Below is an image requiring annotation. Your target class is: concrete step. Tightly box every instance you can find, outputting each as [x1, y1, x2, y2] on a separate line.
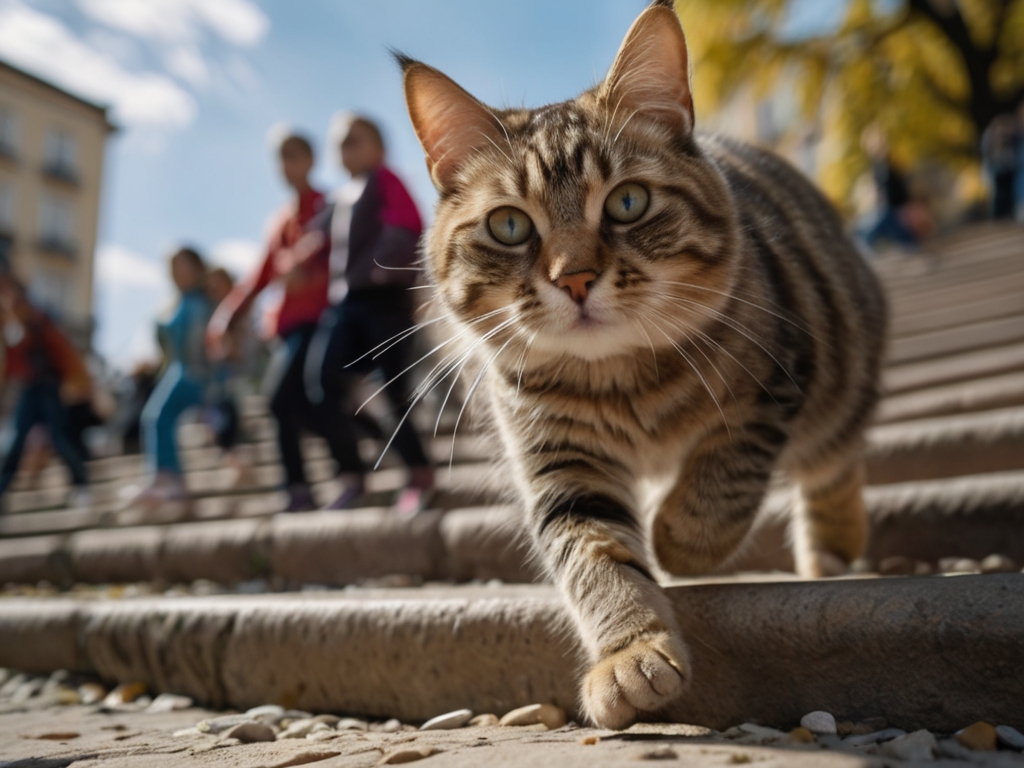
[876, 370, 1024, 423]
[4, 470, 1023, 588]
[883, 339, 1024, 395]
[890, 291, 1024, 338]
[887, 314, 1024, 366]
[0, 575, 1021, 731]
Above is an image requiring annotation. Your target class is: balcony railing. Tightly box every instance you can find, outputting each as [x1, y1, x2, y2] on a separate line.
[37, 235, 77, 259]
[41, 162, 79, 185]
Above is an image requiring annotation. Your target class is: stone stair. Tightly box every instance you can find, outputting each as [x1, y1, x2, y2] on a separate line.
[1, 222, 1023, 732]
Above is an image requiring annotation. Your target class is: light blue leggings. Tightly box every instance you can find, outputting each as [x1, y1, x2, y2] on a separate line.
[141, 364, 204, 475]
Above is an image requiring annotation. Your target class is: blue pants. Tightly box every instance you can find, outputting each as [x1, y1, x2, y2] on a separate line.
[141, 365, 204, 475]
[0, 382, 88, 498]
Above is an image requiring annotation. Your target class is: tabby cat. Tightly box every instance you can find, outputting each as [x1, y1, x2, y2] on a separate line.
[399, 0, 886, 728]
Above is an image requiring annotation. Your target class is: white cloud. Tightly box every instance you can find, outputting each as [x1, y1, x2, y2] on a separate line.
[0, 0, 197, 129]
[210, 238, 262, 277]
[164, 44, 209, 87]
[77, 0, 269, 46]
[96, 243, 167, 289]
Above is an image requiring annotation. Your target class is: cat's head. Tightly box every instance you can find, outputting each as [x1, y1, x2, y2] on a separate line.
[401, 1, 738, 362]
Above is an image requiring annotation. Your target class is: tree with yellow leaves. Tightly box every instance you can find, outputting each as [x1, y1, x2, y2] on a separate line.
[673, 0, 1023, 208]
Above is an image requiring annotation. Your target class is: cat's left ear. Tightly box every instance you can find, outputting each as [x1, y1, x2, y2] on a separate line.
[599, 3, 695, 136]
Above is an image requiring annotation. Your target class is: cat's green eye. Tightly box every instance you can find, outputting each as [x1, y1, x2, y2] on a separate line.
[487, 207, 534, 246]
[604, 182, 649, 224]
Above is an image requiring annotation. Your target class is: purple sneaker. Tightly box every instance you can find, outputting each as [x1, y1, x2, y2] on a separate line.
[326, 484, 364, 511]
[283, 484, 316, 513]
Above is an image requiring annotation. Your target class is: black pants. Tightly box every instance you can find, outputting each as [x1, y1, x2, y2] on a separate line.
[264, 324, 363, 487]
[303, 289, 429, 475]
[0, 383, 88, 499]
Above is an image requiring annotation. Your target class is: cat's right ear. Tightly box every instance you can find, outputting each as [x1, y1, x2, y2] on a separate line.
[397, 54, 505, 192]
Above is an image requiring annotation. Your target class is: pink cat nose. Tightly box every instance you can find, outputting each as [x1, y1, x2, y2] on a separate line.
[554, 270, 598, 303]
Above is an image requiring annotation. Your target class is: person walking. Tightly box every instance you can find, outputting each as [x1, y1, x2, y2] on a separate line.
[299, 114, 434, 514]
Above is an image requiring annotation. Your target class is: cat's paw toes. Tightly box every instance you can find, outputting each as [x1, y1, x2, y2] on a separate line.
[798, 550, 849, 578]
[582, 633, 690, 729]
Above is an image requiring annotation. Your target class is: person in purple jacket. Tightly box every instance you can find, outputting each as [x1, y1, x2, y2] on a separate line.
[298, 114, 434, 514]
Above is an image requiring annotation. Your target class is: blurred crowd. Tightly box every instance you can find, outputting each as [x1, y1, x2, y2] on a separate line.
[0, 114, 435, 519]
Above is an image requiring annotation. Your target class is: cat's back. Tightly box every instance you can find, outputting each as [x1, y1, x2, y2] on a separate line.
[697, 133, 888, 466]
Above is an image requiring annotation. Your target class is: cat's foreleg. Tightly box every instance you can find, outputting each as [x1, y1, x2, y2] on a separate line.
[791, 456, 868, 578]
[528, 480, 689, 729]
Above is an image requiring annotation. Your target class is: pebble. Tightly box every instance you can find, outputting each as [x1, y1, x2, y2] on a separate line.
[997, 725, 1024, 751]
[637, 745, 678, 760]
[196, 715, 256, 734]
[0, 673, 26, 698]
[49, 688, 83, 706]
[145, 693, 193, 714]
[843, 728, 906, 747]
[470, 714, 500, 727]
[788, 727, 815, 744]
[420, 709, 473, 731]
[878, 556, 915, 576]
[11, 678, 45, 703]
[103, 682, 147, 707]
[880, 729, 936, 761]
[913, 561, 934, 575]
[955, 721, 997, 750]
[381, 719, 404, 733]
[78, 683, 107, 705]
[34, 732, 80, 741]
[381, 747, 437, 764]
[278, 718, 321, 739]
[311, 714, 341, 727]
[736, 723, 786, 743]
[336, 718, 369, 731]
[245, 704, 285, 722]
[980, 554, 1017, 574]
[580, 735, 600, 745]
[938, 557, 980, 574]
[499, 703, 567, 730]
[224, 722, 276, 743]
[799, 711, 837, 735]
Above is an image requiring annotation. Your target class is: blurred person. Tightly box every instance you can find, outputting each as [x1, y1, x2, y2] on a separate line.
[0, 276, 90, 508]
[860, 127, 917, 248]
[982, 113, 1019, 220]
[207, 132, 358, 512]
[131, 247, 213, 513]
[298, 113, 434, 514]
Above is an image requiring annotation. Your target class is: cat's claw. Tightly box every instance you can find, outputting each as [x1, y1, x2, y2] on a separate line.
[582, 633, 690, 729]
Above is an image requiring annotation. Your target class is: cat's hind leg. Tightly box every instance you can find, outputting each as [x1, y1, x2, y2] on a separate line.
[791, 456, 868, 578]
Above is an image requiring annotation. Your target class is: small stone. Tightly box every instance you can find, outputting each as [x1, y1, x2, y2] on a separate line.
[336, 718, 369, 731]
[997, 725, 1024, 750]
[843, 728, 906, 747]
[245, 704, 285, 722]
[312, 714, 341, 727]
[980, 554, 1017, 574]
[278, 718, 320, 738]
[470, 714, 499, 727]
[34, 732, 80, 740]
[955, 721, 997, 750]
[224, 722, 276, 743]
[306, 723, 333, 738]
[196, 715, 256, 734]
[637, 745, 678, 760]
[849, 557, 875, 574]
[381, 747, 437, 764]
[103, 682, 147, 706]
[878, 556, 915, 575]
[499, 703, 567, 730]
[420, 709, 473, 731]
[78, 683, 106, 705]
[939, 557, 980, 574]
[381, 719, 403, 733]
[173, 728, 201, 738]
[51, 688, 83, 706]
[799, 711, 836, 735]
[145, 693, 193, 713]
[937, 738, 977, 761]
[580, 735, 600, 745]
[880, 729, 936, 761]
[788, 727, 815, 744]
[0, 673, 27, 698]
[736, 723, 786, 743]
[914, 561, 934, 575]
[11, 678, 45, 703]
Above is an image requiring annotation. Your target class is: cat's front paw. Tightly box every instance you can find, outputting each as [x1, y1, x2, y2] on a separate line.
[581, 632, 690, 729]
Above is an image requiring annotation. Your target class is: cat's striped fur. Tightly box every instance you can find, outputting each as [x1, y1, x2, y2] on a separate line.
[400, 1, 886, 729]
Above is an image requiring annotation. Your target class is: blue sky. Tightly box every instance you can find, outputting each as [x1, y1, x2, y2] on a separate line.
[0, 0, 843, 367]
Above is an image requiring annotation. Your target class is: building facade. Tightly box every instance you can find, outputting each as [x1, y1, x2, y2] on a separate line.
[0, 59, 114, 348]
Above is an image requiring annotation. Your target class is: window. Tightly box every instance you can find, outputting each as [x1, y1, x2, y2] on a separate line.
[30, 266, 72, 318]
[38, 192, 75, 254]
[0, 106, 17, 158]
[0, 180, 13, 231]
[43, 128, 78, 181]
